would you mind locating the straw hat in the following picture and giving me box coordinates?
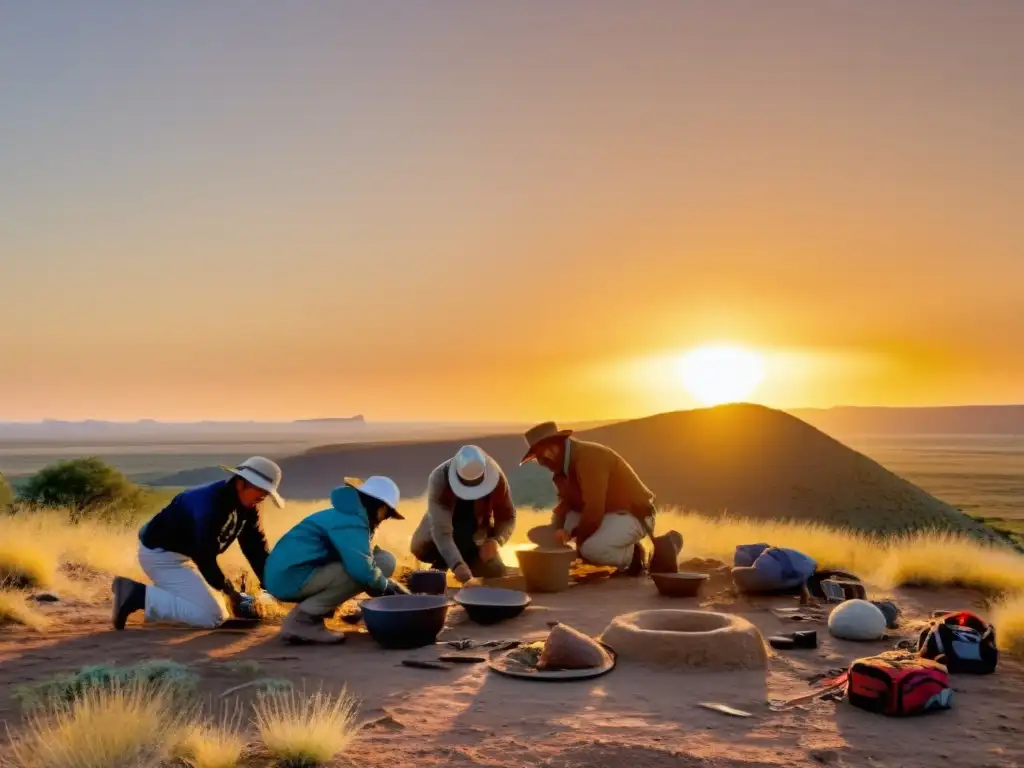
[448,445,500,501]
[344,476,405,520]
[220,457,284,508]
[520,421,573,464]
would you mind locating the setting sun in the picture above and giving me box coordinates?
[676,345,765,406]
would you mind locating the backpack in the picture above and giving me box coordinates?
[847,654,952,716]
[917,610,998,675]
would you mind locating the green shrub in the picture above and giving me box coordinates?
[12,660,199,712]
[19,457,147,521]
[0,472,13,513]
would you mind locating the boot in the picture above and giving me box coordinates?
[111,577,146,630]
[278,606,346,645]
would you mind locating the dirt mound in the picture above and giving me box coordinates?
[154,404,1000,541]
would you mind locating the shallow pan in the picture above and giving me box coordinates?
[453,587,531,625]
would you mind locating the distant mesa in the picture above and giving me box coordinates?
[293,415,366,425]
[153,404,1002,542]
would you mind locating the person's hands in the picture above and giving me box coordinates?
[454,563,473,584]
[554,529,571,547]
[381,580,411,597]
[479,538,501,563]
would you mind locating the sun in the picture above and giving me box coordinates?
[676,344,765,406]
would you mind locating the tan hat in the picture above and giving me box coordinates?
[520,421,573,465]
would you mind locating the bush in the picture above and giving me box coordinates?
[1,472,14,513]
[19,458,146,521]
[12,660,199,713]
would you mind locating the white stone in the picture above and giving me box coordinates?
[828,599,888,641]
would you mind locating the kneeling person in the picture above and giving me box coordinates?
[111,457,283,630]
[522,422,660,575]
[264,476,409,644]
[410,446,515,583]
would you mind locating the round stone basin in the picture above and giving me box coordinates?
[600,609,767,670]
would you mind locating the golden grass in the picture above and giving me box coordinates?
[993,593,1024,654]
[252,686,360,767]
[174,702,247,768]
[2,682,188,768]
[0,541,55,590]
[3,498,1024,652]
[0,590,48,631]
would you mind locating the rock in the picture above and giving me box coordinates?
[538,623,609,670]
[31,592,60,603]
[811,749,838,764]
[828,599,887,641]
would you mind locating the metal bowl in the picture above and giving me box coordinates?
[651,572,709,598]
[360,595,451,649]
[453,587,531,625]
[408,569,448,595]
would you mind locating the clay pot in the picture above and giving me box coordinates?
[515,547,575,593]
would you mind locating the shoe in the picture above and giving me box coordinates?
[278,607,346,644]
[111,577,146,630]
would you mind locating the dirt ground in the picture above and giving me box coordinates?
[1,575,1021,768]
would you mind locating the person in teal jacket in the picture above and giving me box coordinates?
[265,476,409,644]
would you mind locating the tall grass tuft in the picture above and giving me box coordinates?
[174,701,248,768]
[0,541,56,590]
[0,589,48,631]
[253,686,361,767]
[2,681,190,768]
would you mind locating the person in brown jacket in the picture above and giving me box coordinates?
[521,422,681,575]
[410,445,515,583]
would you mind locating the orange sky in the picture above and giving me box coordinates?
[2,2,1022,422]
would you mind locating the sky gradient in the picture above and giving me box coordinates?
[2,1,1022,421]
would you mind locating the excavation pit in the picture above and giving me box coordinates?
[600,609,767,671]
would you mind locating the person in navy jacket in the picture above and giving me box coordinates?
[111,457,284,629]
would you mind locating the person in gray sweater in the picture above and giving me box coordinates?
[410,446,516,583]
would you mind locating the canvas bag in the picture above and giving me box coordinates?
[847,654,952,716]
[917,610,998,675]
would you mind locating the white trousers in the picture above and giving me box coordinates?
[138,544,230,629]
[564,511,652,570]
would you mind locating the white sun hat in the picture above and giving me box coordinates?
[345,475,404,519]
[221,456,284,508]
[448,445,500,501]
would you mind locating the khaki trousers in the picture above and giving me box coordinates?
[564,511,652,571]
[289,549,397,617]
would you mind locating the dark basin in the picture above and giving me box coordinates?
[360,595,451,649]
[651,572,709,598]
[408,569,448,595]
[453,587,531,625]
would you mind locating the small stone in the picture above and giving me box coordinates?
[31,592,60,603]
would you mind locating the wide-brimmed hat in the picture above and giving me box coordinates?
[520,421,573,464]
[220,457,284,508]
[344,476,404,520]
[448,445,500,501]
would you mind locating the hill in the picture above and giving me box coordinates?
[154,404,1001,541]
[790,405,1024,436]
